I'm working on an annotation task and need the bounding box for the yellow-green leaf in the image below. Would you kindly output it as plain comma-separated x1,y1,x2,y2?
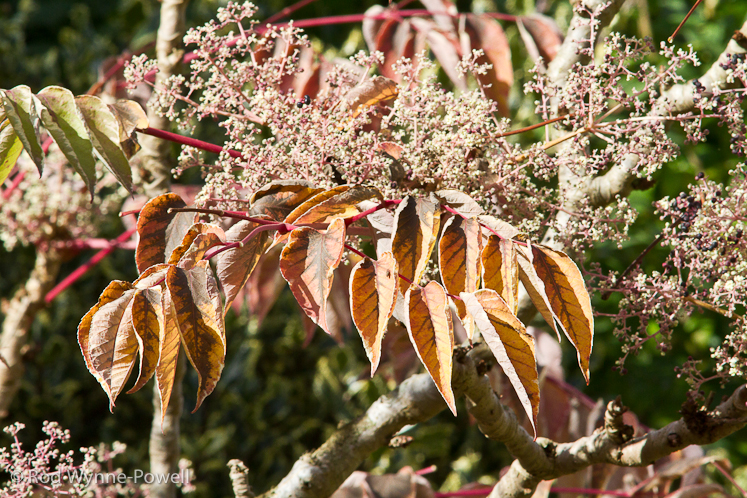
531,244,594,383
481,235,519,314
135,193,194,274
127,287,163,394
405,281,456,415
165,261,226,412
350,252,398,374
279,218,346,335
461,289,539,436
0,115,23,186
0,85,44,174
439,216,482,341
36,86,97,198
392,196,441,294
216,219,271,315
75,95,133,192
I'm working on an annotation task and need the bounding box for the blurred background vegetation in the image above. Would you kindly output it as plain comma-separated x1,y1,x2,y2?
1,0,746,496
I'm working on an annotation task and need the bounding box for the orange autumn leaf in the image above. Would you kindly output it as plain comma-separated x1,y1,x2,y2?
216,219,271,315
350,252,398,374
165,261,226,412
461,289,539,436
439,216,482,341
405,281,456,415
84,284,139,410
167,223,226,268
344,76,399,118
531,244,594,383
481,235,519,314
135,193,194,274
156,290,181,423
249,180,324,221
279,218,346,335
127,287,163,394
391,196,441,295
516,243,562,341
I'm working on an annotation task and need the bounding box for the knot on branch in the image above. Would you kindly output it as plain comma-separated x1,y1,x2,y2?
680,393,712,437
227,459,254,498
604,396,634,444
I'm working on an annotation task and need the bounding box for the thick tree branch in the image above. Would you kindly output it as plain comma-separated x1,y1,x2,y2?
546,0,627,90
142,2,189,498
486,386,747,498
585,19,747,208
0,249,62,417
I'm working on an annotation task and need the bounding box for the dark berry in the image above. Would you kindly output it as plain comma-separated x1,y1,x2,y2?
296,101,304,108
303,95,311,105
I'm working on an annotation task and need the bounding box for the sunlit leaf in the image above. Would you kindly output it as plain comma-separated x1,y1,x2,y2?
285,185,383,226
481,235,519,314
85,285,139,409
75,95,133,192
350,252,398,374
433,190,485,218
108,99,149,159
516,243,562,340
156,290,181,422
36,86,97,198
250,180,324,221
462,289,539,436
0,85,44,174
531,244,594,383
391,196,441,294
217,219,271,315
344,76,399,118
279,218,346,335
0,115,23,185
439,216,482,341
78,281,134,390
127,287,163,394
135,193,194,274
165,261,226,412
405,281,456,415
166,223,226,268
478,214,520,241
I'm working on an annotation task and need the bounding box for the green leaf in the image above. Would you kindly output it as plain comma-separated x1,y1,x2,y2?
36,86,97,199
75,95,133,193
0,85,44,174
0,115,23,185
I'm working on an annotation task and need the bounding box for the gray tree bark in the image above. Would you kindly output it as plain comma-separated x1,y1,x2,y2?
0,249,62,418
139,1,189,497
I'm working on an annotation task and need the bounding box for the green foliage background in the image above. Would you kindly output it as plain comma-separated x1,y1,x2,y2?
1,0,746,496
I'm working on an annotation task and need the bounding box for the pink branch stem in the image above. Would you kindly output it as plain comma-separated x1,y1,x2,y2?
140,127,243,158
44,227,138,303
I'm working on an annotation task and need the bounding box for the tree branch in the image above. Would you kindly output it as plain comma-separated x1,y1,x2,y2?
585,19,747,208
0,249,63,418
486,386,747,498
